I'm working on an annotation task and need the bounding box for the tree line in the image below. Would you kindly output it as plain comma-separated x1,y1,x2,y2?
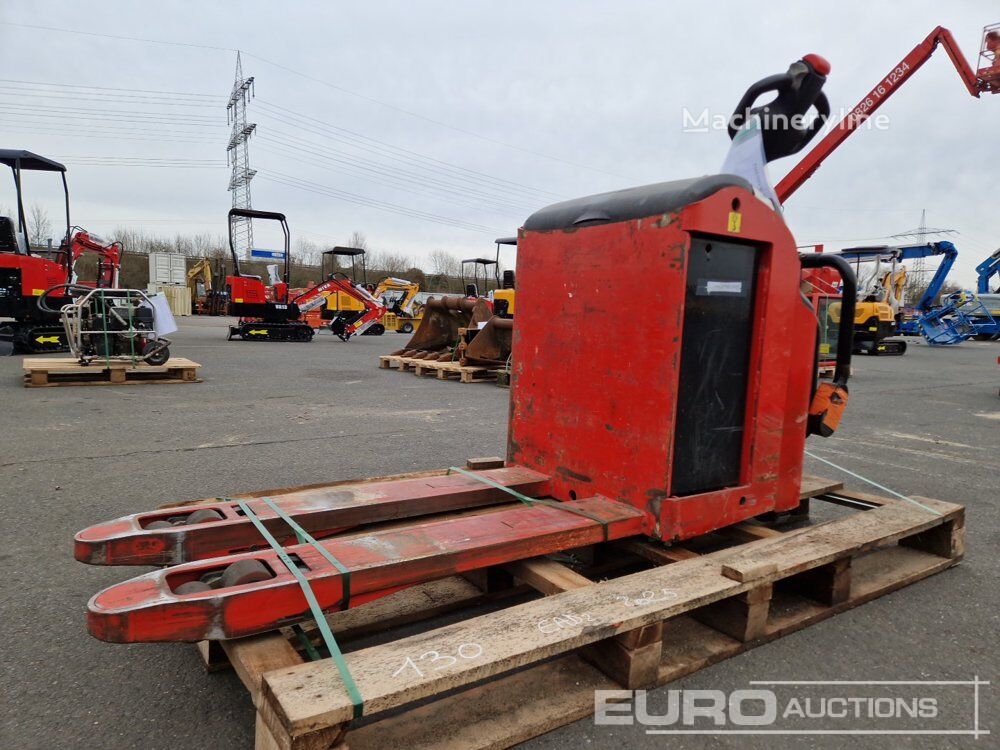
22,204,497,294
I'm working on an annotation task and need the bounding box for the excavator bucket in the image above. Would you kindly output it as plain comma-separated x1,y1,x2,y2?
461,315,513,368
393,296,492,360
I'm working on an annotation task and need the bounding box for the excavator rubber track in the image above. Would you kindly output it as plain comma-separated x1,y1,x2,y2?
228,322,315,342
855,338,907,355
1,324,69,354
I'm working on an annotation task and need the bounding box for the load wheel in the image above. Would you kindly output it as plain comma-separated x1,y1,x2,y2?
220,559,272,588
176,580,213,595
186,508,225,525
146,520,174,530
145,344,170,366
399,322,414,334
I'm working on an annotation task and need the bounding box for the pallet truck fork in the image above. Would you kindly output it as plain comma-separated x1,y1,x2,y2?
78,53,859,644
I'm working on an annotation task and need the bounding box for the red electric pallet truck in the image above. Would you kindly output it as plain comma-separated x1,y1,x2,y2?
76,54,857,644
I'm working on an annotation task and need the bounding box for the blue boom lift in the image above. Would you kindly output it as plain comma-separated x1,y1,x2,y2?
838,242,991,348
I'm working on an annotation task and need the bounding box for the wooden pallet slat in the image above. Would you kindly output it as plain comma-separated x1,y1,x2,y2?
378,354,497,383
22,356,202,387
258,497,961,747
166,476,963,750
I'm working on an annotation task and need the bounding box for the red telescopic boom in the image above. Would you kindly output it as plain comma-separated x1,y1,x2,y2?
777,25,997,204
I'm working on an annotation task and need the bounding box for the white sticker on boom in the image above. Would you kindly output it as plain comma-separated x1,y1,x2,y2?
705,280,743,294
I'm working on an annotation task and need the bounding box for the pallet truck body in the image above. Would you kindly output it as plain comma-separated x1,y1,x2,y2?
78,52,865,645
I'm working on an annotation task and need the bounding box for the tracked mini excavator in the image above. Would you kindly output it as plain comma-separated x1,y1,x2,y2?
77,51,860,645
225,208,314,342
293,248,387,341
0,150,123,353
373,276,423,334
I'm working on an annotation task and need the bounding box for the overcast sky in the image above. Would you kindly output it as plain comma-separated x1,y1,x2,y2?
1,1,997,284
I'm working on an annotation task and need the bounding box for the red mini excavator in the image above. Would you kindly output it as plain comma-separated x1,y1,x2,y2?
76,51,860,645
225,208,316,342
0,150,122,353
290,247,387,341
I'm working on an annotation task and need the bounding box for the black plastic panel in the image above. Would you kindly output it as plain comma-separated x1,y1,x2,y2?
671,237,758,496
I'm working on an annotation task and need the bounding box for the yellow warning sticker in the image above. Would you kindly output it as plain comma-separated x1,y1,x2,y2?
247,329,268,335
35,336,60,344
727,212,742,233
819,343,830,355
234,298,243,303
868,326,878,332
32,288,44,296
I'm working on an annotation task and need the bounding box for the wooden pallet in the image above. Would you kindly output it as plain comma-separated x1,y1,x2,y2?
378,354,497,383
818,364,835,379
22,356,202,387
185,475,963,750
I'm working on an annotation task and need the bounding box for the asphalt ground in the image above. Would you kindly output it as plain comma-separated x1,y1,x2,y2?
1,316,997,749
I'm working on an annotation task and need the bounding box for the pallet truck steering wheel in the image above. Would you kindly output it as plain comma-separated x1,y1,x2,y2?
728,54,831,161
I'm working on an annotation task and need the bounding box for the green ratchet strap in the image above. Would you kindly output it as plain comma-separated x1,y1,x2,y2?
126,291,136,366
258,496,352,610
233,499,364,719
290,623,322,662
99,289,111,367
804,450,941,516
447,466,610,541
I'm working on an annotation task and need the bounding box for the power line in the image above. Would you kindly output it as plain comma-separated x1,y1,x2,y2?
257,168,501,234
1,73,564,201
0,101,221,122
2,76,564,205
256,142,530,217
254,111,552,207
0,117,220,139
0,21,236,52
254,99,563,200
0,127,218,145
244,51,631,180
0,89,220,108
260,170,497,233
255,134,537,213
0,19,629,179
0,77,221,98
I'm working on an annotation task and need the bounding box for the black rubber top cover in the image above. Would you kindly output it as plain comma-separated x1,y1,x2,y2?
523,174,751,231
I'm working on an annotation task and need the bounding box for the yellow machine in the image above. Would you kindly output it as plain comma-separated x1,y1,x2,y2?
490,237,517,316
187,258,213,314
188,257,229,315
840,249,908,355
374,277,423,334
461,237,517,370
